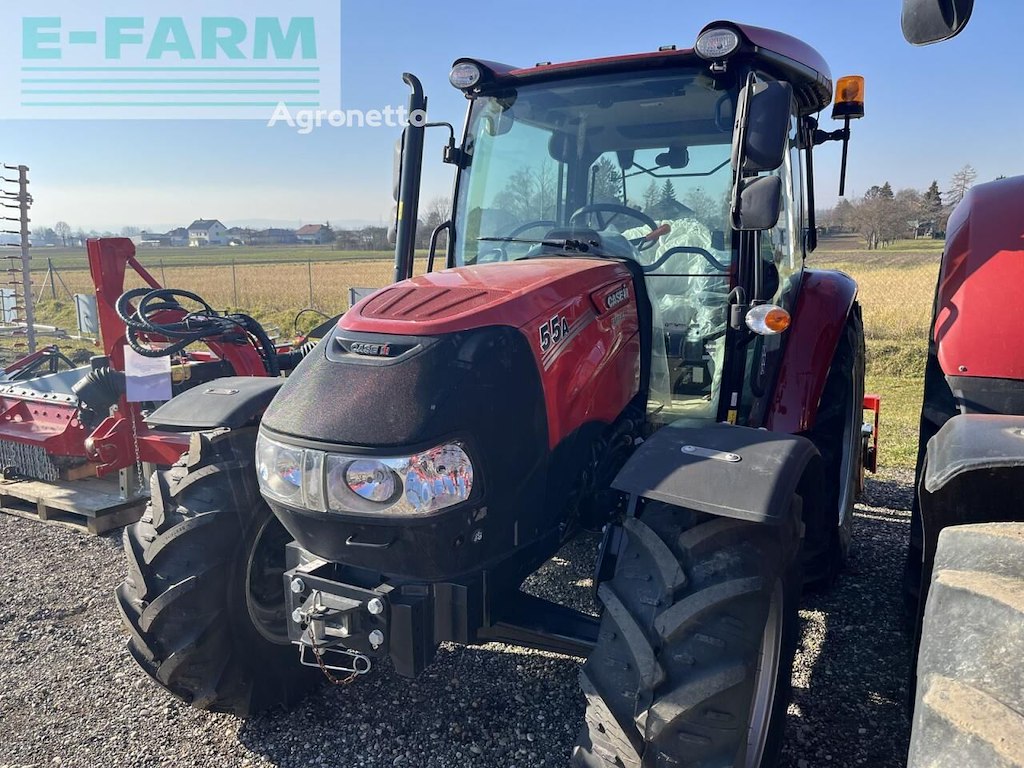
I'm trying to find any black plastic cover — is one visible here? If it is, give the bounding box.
[945,375,1024,417]
[613,421,818,524]
[262,325,551,584]
[923,413,1024,493]
[145,376,283,431]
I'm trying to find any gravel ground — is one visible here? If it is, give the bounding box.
[0,469,913,768]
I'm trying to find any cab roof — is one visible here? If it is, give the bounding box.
[455,21,833,116]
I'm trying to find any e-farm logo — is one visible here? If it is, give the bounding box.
[0,2,341,120]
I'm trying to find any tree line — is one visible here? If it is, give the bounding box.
[817,163,989,249]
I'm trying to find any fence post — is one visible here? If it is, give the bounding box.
[47,257,56,299]
[308,257,314,308]
[231,258,238,307]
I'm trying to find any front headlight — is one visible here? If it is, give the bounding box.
[256,431,474,517]
[257,434,304,502]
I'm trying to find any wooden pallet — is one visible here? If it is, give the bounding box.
[0,477,146,535]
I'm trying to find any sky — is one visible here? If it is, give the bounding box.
[0,0,1020,233]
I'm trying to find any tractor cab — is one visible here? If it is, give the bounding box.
[395,21,863,427]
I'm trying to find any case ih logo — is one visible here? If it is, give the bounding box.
[1,2,341,120]
[349,342,392,357]
[604,284,629,310]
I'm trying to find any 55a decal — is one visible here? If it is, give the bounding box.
[539,314,571,352]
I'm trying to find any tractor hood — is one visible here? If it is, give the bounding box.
[259,257,636,450]
[339,258,631,336]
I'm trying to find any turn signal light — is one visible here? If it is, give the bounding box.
[745,304,791,335]
[832,75,865,120]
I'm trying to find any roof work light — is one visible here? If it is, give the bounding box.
[695,27,741,60]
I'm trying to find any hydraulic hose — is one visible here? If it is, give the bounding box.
[116,287,280,376]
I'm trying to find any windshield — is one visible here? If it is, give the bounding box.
[451,69,739,420]
[452,69,737,266]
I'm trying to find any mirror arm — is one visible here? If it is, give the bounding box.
[752,233,764,304]
[804,119,818,253]
[729,73,757,229]
[426,122,468,167]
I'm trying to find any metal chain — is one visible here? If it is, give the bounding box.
[308,642,360,686]
[128,406,145,495]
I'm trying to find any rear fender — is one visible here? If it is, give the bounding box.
[767,269,858,433]
[612,422,823,526]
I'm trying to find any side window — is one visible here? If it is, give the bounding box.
[763,113,803,309]
[741,111,803,425]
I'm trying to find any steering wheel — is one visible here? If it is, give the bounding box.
[642,245,729,274]
[477,219,558,263]
[569,203,661,251]
[505,219,557,239]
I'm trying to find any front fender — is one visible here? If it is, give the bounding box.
[767,269,858,433]
[612,421,822,525]
[145,376,282,432]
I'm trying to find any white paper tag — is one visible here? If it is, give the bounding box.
[123,346,172,403]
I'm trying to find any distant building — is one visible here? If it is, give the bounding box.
[139,227,188,247]
[187,219,227,247]
[225,226,255,246]
[295,224,333,245]
[139,231,170,247]
[251,228,298,245]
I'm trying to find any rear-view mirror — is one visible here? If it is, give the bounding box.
[734,80,792,173]
[902,0,974,45]
[387,202,398,245]
[733,176,782,231]
[482,108,514,137]
[392,133,404,202]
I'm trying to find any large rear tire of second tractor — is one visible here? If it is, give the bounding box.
[908,523,1024,768]
[572,502,801,768]
[115,428,320,717]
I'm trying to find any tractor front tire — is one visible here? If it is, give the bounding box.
[908,523,1024,768]
[804,304,865,586]
[115,428,319,717]
[573,502,801,768]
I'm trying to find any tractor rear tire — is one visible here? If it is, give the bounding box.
[572,502,801,768]
[115,427,319,717]
[908,523,1024,768]
[804,304,865,587]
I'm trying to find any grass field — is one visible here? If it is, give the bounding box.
[27,244,395,272]
[810,234,941,468]
[13,236,940,468]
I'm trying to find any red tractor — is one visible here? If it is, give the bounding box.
[900,2,1024,766]
[117,21,870,766]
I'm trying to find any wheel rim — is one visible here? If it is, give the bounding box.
[245,514,292,644]
[745,579,784,768]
